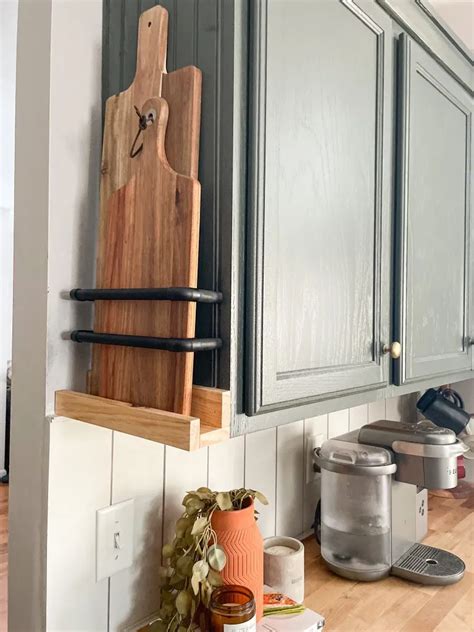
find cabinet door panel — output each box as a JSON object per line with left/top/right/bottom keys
{"left": 247, "top": 0, "right": 393, "bottom": 414}
{"left": 395, "top": 34, "right": 472, "bottom": 384}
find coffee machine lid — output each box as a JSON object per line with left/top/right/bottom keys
{"left": 319, "top": 439, "right": 393, "bottom": 466}
{"left": 358, "top": 419, "right": 456, "bottom": 448}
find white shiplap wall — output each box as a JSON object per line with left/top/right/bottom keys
{"left": 47, "top": 394, "right": 416, "bottom": 631}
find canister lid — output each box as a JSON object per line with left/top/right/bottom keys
{"left": 358, "top": 419, "right": 456, "bottom": 447}
{"left": 319, "top": 439, "right": 393, "bottom": 467}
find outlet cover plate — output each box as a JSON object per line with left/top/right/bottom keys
{"left": 306, "top": 433, "right": 325, "bottom": 484}
{"left": 96, "top": 498, "right": 135, "bottom": 581}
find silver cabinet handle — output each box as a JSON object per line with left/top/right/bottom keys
{"left": 383, "top": 341, "right": 401, "bottom": 359}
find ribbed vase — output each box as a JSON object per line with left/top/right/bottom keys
{"left": 211, "top": 500, "right": 264, "bottom": 621}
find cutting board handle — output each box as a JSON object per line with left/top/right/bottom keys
{"left": 134, "top": 6, "right": 168, "bottom": 96}
{"left": 138, "top": 96, "right": 169, "bottom": 168}
{"left": 136, "top": 96, "right": 194, "bottom": 182}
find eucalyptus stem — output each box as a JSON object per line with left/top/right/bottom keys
{"left": 157, "top": 487, "right": 268, "bottom": 629}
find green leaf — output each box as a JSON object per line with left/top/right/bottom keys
{"left": 208, "top": 544, "right": 227, "bottom": 571}
{"left": 182, "top": 493, "right": 199, "bottom": 507}
{"left": 216, "top": 492, "right": 233, "bottom": 511}
{"left": 207, "top": 568, "right": 223, "bottom": 587}
{"left": 161, "top": 590, "right": 175, "bottom": 604}
{"left": 175, "top": 517, "right": 191, "bottom": 538}
{"left": 186, "top": 498, "right": 205, "bottom": 516}
{"left": 162, "top": 543, "right": 175, "bottom": 558}
{"left": 184, "top": 532, "right": 195, "bottom": 547}
{"left": 175, "top": 590, "right": 192, "bottom": 617}
{"left": 254, "top": 490, "right": 269, "bottom": 506}
{"left": 201, "top": 579, "right": 214, "bottom": 608}
{"left": 158, "top": 574, "right": 170, "bottom": 588}
{"left": 191, "top": 572, "right": 200, "bottom": 596}
{"left": 170, "top": 572, "right": 185, "bottom": 586}
{"left": 197, "top": 486, "right": 211, "bottom": 494}
{"left": 176, "top": 555, "right": 194, "bottom": 577}
{"left": 148, "top": 621, "right": 167, "bottom": 632}
{"left": 192, "top": 560, "right": 209, "bottom": 580}
{"left": 159, "top": 603, "right": 174, "bottom": 618}
{"left": 191, "top": 516, "right": 208, "bottom": 536}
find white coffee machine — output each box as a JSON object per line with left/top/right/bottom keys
{"left": 313, "top": 419, "right": 467, "bottom": 584}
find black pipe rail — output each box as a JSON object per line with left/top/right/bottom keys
{"left": 70, "top": 287, "right": 223, "bottom": 304}
{"left": 70, "top": 330, "right": 222, "bottom": 353}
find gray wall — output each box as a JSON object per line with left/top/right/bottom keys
{"left": 0, "top": 0, "right": 18, "bottom": 473}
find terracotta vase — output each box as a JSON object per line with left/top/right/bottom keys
{"left": 211, "top": 499, "right": 264, "bottom": 621}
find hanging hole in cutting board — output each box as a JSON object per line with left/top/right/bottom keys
{"left": 130, "top": 106, "right": 156, "bottom": 158}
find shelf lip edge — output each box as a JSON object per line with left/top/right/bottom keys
{"left": 54, "top": 387, "right": 231, "bottom": 451}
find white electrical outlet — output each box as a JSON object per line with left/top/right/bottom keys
{"left": 96, "top": 498, "right": 135, "bottom": 581}
{"left": 305, "top": 433, "right": 325, "bottom": 485}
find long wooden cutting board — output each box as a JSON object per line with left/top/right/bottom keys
{"left": 91, "top": 5, "right": 202, "bottom": 412}
{"left": 96, "top": 97, "right": 200, "bottom": 413}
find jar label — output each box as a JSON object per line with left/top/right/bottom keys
{"left": 223, "top": 616, "right": 257, "bottom": 631}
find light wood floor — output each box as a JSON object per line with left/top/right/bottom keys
{"left": 304, "top": 492, "right": 474, "bottom": 631}
{"left": 0, "top": 485, "right": 7, "bottom": 632}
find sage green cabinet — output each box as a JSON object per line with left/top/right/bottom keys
{"left": 394, "top": 34, "right": 473, "bottom": 384}
{"left": 246, "top": 0, "right": 394, "bottom": 414}
{"left": 103, "top": 0, "right": 473, "bottom": 429}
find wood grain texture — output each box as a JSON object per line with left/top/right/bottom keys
{"left": 191, "top": 385, "right": 230, "bottom": 429}
{"left": 92, "top": 4, "right": 202, "bottom": 403}
{"left": 55, "top": 390, "right": 201, "bottom": 451}
{"left": 304, "top": 493, "right": 473, "bottom": 631}
{"left": 55, "top": 387, "right": 230, "bottom": 451}
{"left": 95, "top": 97, "right": 200, "bottom": 414}
{"left": 97, "top": 5, "right": 201, "bottom": 287}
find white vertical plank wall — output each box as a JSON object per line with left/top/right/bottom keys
{"left": 349, "top": 404, "right": 369, "bottom": 430}
{"left": 208, "top": 436, "right": 245, "bottom": 491}
{"left": 328, "top": 408, "right": 350, "bottom": 438}
{"left": 369, "top": 398, "right": 387, "bottom": 423}
{"left": 386, "top": 396, "right": 403, "bottom": 421}
{"left": 109, "top": 433, "right": 165, "bottom": 632}
{"left": 276, "top": 420, "right": 305, "bottom": 537}
{"left": 455, "top": 379, "right": 474, "bottom": 410}
{"left": 46, "top": 395, "right": 416, "bottom": 630}
{"left": 245, "top": 428, "right": 277, "bottom": 539}
{"left": 162, "top": 445, "right": 209, "bottom": 546}
{"left": 303, "top": 415, "right": 328, "bottom": 533}
{"left": 47, "top": 420, "right": 112, "bottom": 632}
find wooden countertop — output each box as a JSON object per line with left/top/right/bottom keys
{"left": 304, "top": 492, "right": 473, "bottom": 632}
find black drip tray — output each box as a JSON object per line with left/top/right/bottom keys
{"left": 392, "top": 543, "right": 465, "bottom": 585}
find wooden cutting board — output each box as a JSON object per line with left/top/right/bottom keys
{"left": 96, "top": 97, "right": 200, "bottom": 413}
{"left": 91, "top": 5, "right": 202, "bottom": 412}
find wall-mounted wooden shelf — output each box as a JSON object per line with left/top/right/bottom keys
{"left": 55, "top": 385, "right": 230, "bottom": 451}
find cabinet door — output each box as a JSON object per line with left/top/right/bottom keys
{"left": 394, "top": 34, "right": 473, "bottom": 384}
{"left": 246, "top": 0, "right": 393, "bottom": 414}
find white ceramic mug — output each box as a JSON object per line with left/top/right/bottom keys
{"left": 264, "top": 536, "right": 305, "bottom": 604}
